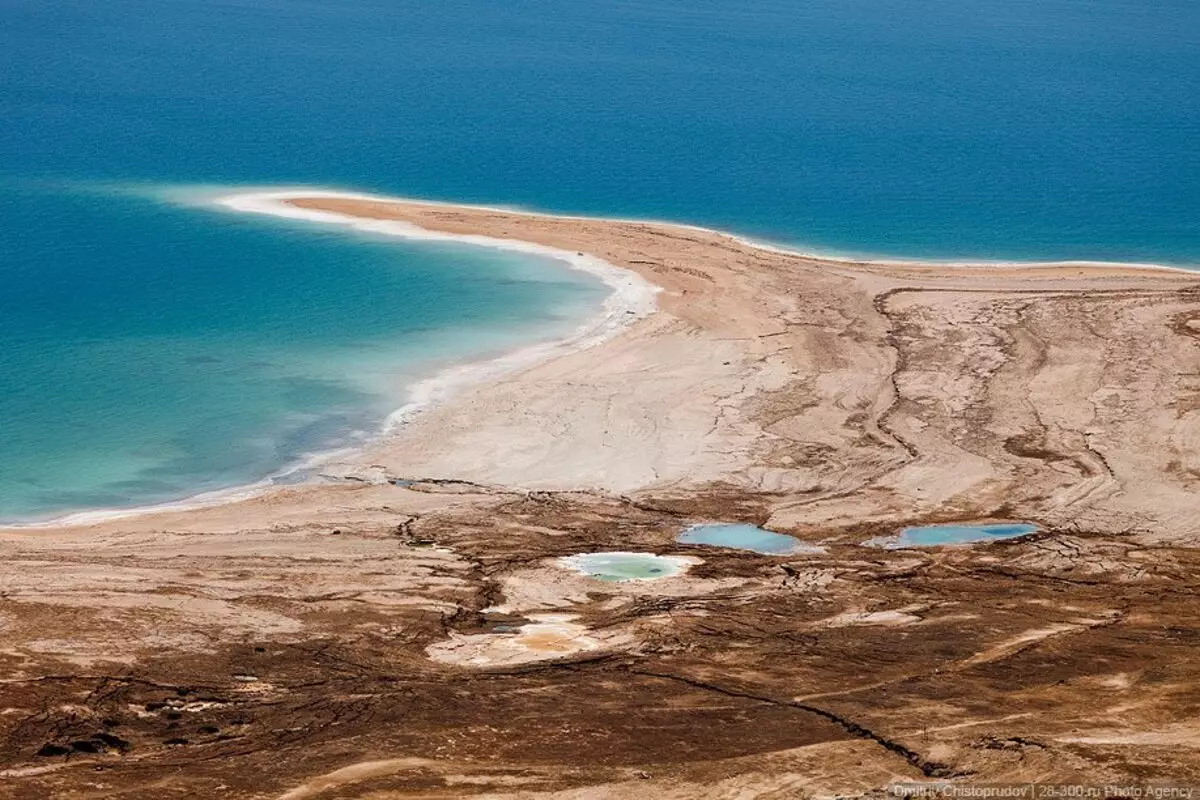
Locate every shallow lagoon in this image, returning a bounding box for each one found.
[868,522,1037,549]
[679,523,825,555]
[557,552,692,582]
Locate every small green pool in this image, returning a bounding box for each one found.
[557,551,692,582]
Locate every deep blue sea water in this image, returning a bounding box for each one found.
[1,0,1197,520]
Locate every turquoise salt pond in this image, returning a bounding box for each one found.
[557,552,694,583]
[867,522,1037,549]
[679,523,825,556]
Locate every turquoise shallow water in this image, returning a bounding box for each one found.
[1,0,1197,520]
[869,522,1038,548]
[679,524,824,555]
[0,189,609,521]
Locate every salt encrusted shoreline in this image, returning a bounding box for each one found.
[7,186,1197,530]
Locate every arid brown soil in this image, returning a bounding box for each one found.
[3,492,1199,798]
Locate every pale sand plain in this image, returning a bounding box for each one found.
[2,194,1199,798]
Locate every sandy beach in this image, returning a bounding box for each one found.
[3,193,1200,797]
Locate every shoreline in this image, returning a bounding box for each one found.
[219,186,1200,274]
[2,190,660,531]
[7,186,1199,531]
[216,191,661,433]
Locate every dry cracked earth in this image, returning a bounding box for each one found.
[2,489,1199,798]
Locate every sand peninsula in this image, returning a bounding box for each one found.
[2,191,1200,797]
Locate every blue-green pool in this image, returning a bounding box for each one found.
[679,523,825,555]
[867,522,1037,549]
[557,552,693,582]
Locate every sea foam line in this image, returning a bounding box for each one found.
[4,189,660,530]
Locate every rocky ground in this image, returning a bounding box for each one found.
[3,488,1199,798]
